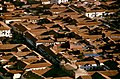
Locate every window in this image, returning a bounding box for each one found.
[88,14,89,17]
[2,31,6,35]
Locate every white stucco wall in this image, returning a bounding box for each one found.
[0,7,2,10]
[0,30,12,37]
[85,12,105,18]
[26,67,46,71]
[13,74,21,79]
[51,0,68,4]
[42,1,51,4]
[5,19,22,24]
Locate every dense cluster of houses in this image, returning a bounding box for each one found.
[0,0,120,79]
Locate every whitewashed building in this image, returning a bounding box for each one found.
[51,0,68,4]
[85,10,106,19]
[0,21,12,37]
[13,74,21,79]
[85,9,116,19]
[0,4,3,11]
[41,0,51,4]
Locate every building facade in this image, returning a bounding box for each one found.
[51,0,68,4]
[0,21,12,37]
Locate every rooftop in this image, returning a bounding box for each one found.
[0,21,11,30]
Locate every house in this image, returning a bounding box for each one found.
[12,23,29,33]
[51,0,68,4]
[2,15,39,24]
[36,39,54,46]
[85,8,118,19]
[49,4,67,15]
[61,63,89,78]
[25,62,52,71]
[0,44,20,52]
[23,68,51,79]
[15,57,39,70]
[1,55,14,66]
[0,44,30,52]
[3,68,23,79]
[0,21,12,37]
[16,44,31,52]
[24,28,62,46]
[105,30,120,42]
[3,17,23,24]
[21,16,40,24]
[22,23,43,30]
[76,59,109,71]
[0,4,3,11]
[78,70,120,79]
[50,8,67,15]
[85,9,106,19]
[4,2,15,12]
[53,76,73,79]
[41,0,50,4]
[12,51,44,62]
[24,29,49,45]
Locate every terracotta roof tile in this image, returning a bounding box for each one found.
[0,21,11,30]
[25,62,52,69]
